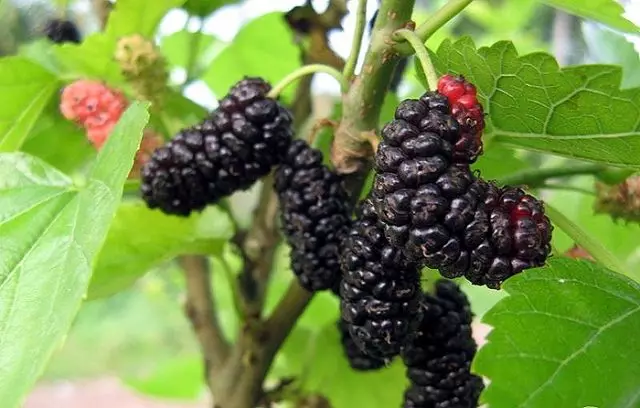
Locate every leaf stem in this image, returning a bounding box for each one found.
[392,29,438,91]
[342,0,368,81]
[544,204,625,274]
[497,163,606,187]
[268,64,348,98]
[408,0,474,56]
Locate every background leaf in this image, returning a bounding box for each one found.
[0,102,149,407]
[88,203,233,299]
[475,258,640,408]
[540,0,638,33]
[106,0,186,39]
[182,0,240,17]
[0,57,58,152]
[434,38,640,169]
[124,355,204,399]
[203,12,299,98]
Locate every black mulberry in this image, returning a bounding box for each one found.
[141,77,293,216]
[337,318,386,371]
[339,199,422,359]
[275,140,351,291]
[447,183,553,289]
[44,19,81,44]
[402,280,484,408]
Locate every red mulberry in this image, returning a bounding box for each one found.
[402,280,484,408]
[275,140,351,291]
[437,75,484,164]
[140,77,293,216]
[339,199,422,359]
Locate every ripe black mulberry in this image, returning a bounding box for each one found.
[402,280,484,408]
[44,19,81,44]
[141,77,293,216]
[337,318,386,371]
[339,199,422,359]
[275,140,351,291]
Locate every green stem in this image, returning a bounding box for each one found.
[184,17,204,89]
[393,29,438,91]
[268,64,348,98]
[538,184,596,196]
[497,163,606,187]
[396,0,474,55]
[342,0,368,81]
[545,204,625,274]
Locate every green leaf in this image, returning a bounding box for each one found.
[475,258,640,408]
[0,102,149,407]
[203,12,299,98]
[161,30,220,70]
[583,22,640,89]
[274,323,407,408]
[434,38,640,169]
[540,0,638,33]
[473,145,529,180]
[183,0,240,17]
[88,203,233,299]
[21,101,94,175]
[124,355,204,399]
[53,35,123,84]
[0,57,58,152]
[106,0,186,38]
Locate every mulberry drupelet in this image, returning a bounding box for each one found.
[437,75,485,164]
[140,77,293,216]
[339,199,423,359]
[337,318,386,371]
[275,140,351,291]
[402,280,484,408]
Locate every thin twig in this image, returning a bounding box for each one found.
[342,0,368,81]
[179,255,230,370]
[393,28,438,91]
[497,163,606,187]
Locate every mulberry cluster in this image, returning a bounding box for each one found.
[370,87,552,288]
[275,140,351,291]
[141,77,293,216]
[402,280,483,408]
[60,80,128,148]
[437,75,484,164]
[337,318,386,371]
[339,199,423,359]
[43,19,81,44]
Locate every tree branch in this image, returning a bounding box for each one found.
[179,255,230,372]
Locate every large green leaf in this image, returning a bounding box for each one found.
[434,38,640,169]
[0,102,149,407]
[475,258,640,408]
[21,101,94,175]
[88,203,233,299]
[203,12,299,98]
[540,0,638,33]
[0,57,58,152]
[106,0,186,38]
